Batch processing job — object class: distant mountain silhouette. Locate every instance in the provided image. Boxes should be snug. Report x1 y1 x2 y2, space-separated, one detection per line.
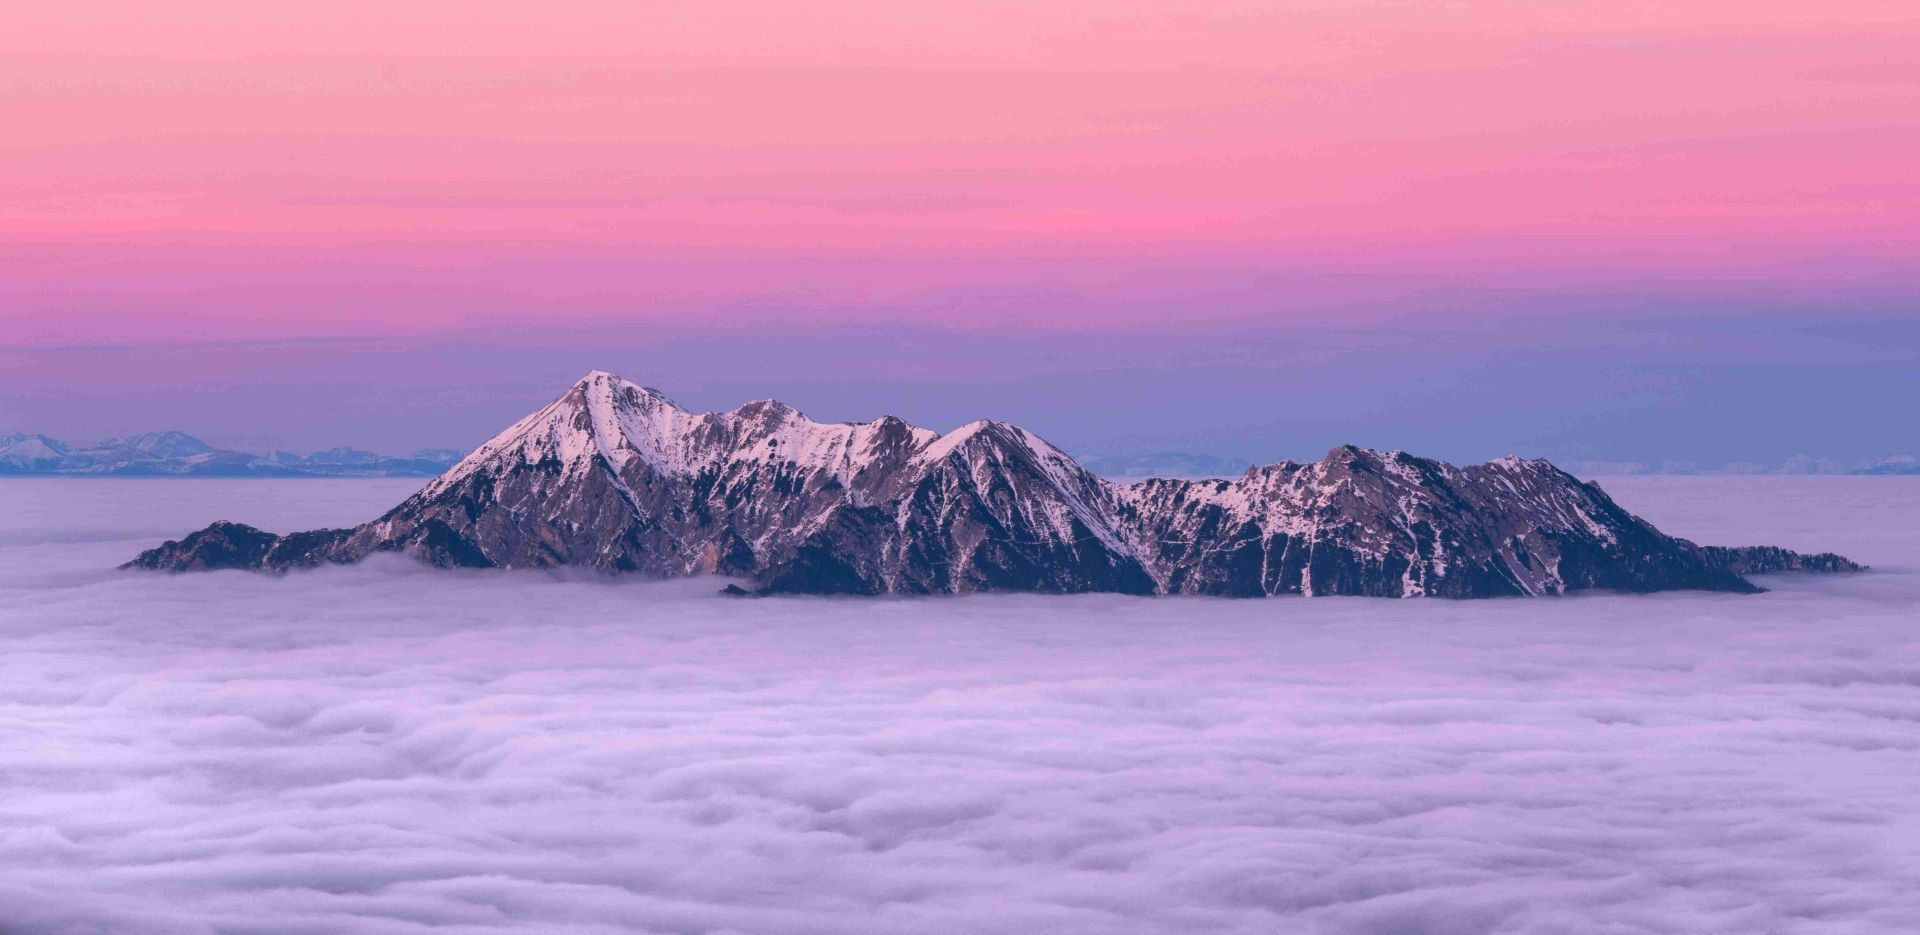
0 432 460 477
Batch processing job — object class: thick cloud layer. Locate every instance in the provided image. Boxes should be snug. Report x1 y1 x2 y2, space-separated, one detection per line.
1 476 1917 934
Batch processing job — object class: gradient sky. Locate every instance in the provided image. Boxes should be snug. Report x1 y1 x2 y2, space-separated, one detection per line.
3 2 1916 463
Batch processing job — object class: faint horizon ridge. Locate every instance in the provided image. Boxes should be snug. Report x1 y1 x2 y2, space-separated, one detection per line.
0 430 462 478
6 425 1917 479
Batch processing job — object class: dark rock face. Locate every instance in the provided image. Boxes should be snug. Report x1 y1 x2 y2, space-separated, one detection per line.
1117 447 1804 598
125 371 1863 597
127 521 354 572
1697 545 1864 576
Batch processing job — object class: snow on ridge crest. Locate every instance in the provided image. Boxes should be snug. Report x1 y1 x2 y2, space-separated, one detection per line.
432 370 956 490
912 419 1003 464
443 373 1108 491
132 375 1849 598
426 373 1621 559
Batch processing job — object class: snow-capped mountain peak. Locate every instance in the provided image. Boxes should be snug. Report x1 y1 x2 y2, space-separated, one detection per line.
426 371 690 492
436 371 958 494
129 370 1862 597
105 431 218 459
0 433 72 470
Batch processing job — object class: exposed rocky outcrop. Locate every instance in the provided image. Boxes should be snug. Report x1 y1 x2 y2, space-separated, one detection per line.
130 521 355 572
125 371 1863 597
1696 545 1864 576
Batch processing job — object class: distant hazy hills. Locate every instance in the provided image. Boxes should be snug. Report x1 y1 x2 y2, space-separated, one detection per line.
0 431 460 477
1080 451 1920 478
1854 455 1920 476
1565 455 1920 476
6 427 1914 480
1074 452 1257 480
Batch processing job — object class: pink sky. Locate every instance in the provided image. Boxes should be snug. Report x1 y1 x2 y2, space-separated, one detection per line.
5 1 1920 346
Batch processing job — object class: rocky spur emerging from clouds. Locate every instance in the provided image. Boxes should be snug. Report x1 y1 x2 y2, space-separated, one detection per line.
3 475 1920 934
125 371 1858 598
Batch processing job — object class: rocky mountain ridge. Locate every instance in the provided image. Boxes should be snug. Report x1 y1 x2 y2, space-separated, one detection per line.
126 371 1862 597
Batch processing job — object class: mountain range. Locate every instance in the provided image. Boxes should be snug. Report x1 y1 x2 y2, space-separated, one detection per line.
0 431 461 477
1565 455 1920 477
1087 453 1920 478
126 371 1860 598
10 428 1911 481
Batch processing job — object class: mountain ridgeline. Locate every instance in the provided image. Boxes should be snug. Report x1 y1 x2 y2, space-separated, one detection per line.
126 372 1862 597
0 431 460 477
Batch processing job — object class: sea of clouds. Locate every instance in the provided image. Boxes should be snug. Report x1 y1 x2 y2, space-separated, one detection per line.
1 476 1917 935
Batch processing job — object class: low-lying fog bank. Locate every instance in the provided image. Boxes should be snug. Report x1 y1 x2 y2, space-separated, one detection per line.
0 477 1916 934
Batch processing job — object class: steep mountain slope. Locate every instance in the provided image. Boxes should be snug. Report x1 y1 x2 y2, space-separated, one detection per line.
1118 448 1800 597
0 433 72 472
126 371 1862 596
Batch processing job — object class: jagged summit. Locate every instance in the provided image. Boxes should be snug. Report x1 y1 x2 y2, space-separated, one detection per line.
125 370 1862 597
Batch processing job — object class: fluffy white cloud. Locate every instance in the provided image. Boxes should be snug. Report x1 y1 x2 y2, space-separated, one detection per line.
0 477 1915 934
